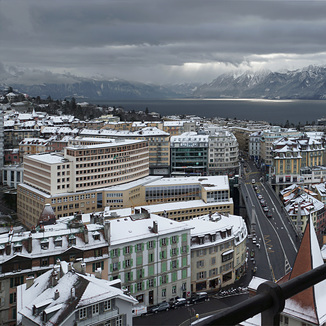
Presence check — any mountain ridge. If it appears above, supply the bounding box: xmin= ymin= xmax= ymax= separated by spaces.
xmin=2 ymin=63 xmax=326 ymax=100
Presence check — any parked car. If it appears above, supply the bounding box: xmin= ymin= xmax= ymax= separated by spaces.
xmin=266 ymin=211 xmax=272 ymax=218
xmin=149 ymin=302 xmax=171 ymax=313
xmin=132 ymin=305 xmax=147 ymax=317
xmin=252 ymin=179 xmax=256 ymax=184
xmin=187 ymin=292 xmax=208 ymax=304
xmin=171 ymin=298 xmax=187 ymax=309
xmin=257 ymin=194 xmax=263 ymax=200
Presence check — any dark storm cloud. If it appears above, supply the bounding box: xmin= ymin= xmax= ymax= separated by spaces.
xmin=1 ymin=0 xmax=326 ymax=83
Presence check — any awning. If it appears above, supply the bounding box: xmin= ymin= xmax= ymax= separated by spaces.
xmin=222 ymin=249 xmax=234 ymax=256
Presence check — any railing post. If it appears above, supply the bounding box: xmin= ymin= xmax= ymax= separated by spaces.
xmin=257 ymin=281 xmax=285 ymax=326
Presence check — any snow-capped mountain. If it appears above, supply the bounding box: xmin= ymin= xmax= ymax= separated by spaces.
xmin=193 ymin=66 xmax=326 ymax=99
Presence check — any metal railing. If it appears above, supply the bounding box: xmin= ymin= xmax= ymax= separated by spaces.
xmin=194 ymin=263 xmax=326 ymax=325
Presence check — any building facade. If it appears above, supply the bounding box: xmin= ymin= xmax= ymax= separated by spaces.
xmin=17 ymin=139 xmax=149 ymax=228
xmin=188 ymin=213 xmax=247 ymax=293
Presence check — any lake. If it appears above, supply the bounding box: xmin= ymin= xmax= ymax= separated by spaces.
xmin=91 ymin=98 xmax=326 ymax=125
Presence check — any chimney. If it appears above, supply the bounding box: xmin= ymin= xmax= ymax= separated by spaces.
xmin=26 ymin=276 xmax=34 ymax=289
xmin=84 ymin=225 xmax=89 ymax=244
xmin=51 ymin=271 xmax=58 ymax=287
xmin=73 ymin=259 xmax=86 ymax=274
xmin=5 ymin=242 xmax=11 ymax=255
xmin=95 ymin=267 xmax=102 ymax=279
xmin=71 ymin=287 xmax=76 ymax=300
xmin=104 ymin=221 xmax=111 ymax=245
xmin=27 ymin=233 xmax=32 ymax=253
xmin=153 ymin=221 xmax=158 ymax=233
xmin=54 ymin=289 xmax=60 ymax=300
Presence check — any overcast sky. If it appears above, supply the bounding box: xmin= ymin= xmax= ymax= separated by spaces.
xmin=1 ymin=0 xmax=326 ymax=84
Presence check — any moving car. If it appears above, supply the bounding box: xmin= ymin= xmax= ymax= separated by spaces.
xmin=266 ymin=211 xmax=272 ymax=218
xmin=257 ymin=194 xmax=263 ymax=200
xmin=171 ymin=298 xmax=187 ymax=309
xmin=187 ymin=292 xmax=208 ymax=304
xmin=252 ymin=179 xmax=256 ymax=184
xmin=263 ymin=206 xmax=269 ymax=212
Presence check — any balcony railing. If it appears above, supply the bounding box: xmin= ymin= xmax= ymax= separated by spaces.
xmin=194 ymin=263 xmax=326 ymax=325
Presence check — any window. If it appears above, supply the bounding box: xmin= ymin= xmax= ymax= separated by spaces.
xmin=172 ymin=285 xmax=177 ymax=294
xmin=161 ymin=250 xmax=166 ymax=259
xmin=104 ymin=300 xmax=111 ymax=311
xmin=112 ymin=262 xmax=119 ymax=271
xmin=197 ymin=271 xmax=206 ymax=279
xmin=162 ymin=288 xmax=166 ymax=297
xmin=172 ymin=235 xmax=177 ymax=243
xmin=124 ymin=246 xmax=131 ymax=254
xmin=161 ymin=238 xmax=167 ymax=246
xmin=148 ymin=253 xmax=154 ymax=263
xmin=136 ymin=243 xmax=142 ymax=252
xmin=112 ymin=249 xmax=118 ymax=257
xmin=92 ymin=303 xmax=99 ymax=315
xmin=10 ymin=292 xmax=16 ymax=304
xmin=94 ymin=249 xmax=102 ymax=257
xmin=162 ymin=275 xmax=168 ymax=284
xmin=116 ymin=315 xmax=123 ymax=326
xmin=171 ymin=248 xmax=177 ymax=256
xmin=137 ymin=282 xmax=143 ymax=291
xmin=172 ymin=260 xmax=177 ymax=269
xmin=79 ymin=308 xmax=87 ymax=320
xmin=148 ymin=278 xmax=154 ymax=287
xmin=41 ymin=258 xmax=49 ymax=266
xmin=197 ymin=260 xmax=204 ymax=268
xmin=126 ymin=272 xmax=132 ymax=282
xmin=125 ymin=259 xmax=132 ymax=268
xmin=148 ymin=240 xmax=154 ymax=249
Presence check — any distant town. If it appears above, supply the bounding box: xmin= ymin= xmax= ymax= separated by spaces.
xmin=1 ymin=87 xmax=326 ymax=326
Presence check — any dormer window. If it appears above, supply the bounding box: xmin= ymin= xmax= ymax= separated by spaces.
xmin=14 ymin=242 xmax=22 ymax=253
xmin=54 ymin=237 xmax=62 ymax=247
xmin=92 ymin=231 xmax=100 ymax=241
xmin=68 ymin=234 xmax=76 ymax=246
xmin=41 ymin=238 xmax=49 ymax=250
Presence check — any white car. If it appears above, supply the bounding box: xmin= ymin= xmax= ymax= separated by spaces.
xmin=252 ymin=179 xmax=256 ymax=184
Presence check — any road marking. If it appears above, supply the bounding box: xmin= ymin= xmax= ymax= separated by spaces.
xmin=264 ymin=235 xmax=274 ymax=253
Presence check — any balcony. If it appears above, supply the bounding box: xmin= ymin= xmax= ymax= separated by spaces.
xmin=194 ymin=263 xmax=326 ymax=325
xmin=76 ymin=308 xmax=119 ymax=326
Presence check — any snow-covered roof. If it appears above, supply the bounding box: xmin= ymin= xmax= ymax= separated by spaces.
xmin=26 ymin=153 xmax=66 ymax=164
xmin=17 ymin=262 xmax=137 ymax=325
xmin=108 ymin=213 xmax=193 ymax=246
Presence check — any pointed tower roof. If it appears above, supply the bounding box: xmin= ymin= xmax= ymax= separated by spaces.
xmin=281 ymin=217 xmax=326 ymax=324
xmin=38 ymin=203 xmax=56 ymax=226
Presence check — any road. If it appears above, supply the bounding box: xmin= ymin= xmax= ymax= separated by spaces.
xmin=134 ymin=294 xmax=249 ymax=326
xmin=240 ymin=160 xmax=300 ymax=281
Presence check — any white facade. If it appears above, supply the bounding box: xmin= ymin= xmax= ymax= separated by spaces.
xmin=207 ymin=127 xmax=239 ymax=176
xmin=2 ymin=164 xmax=23 ymax=188
xmin=105 ymin=211 xmax=192 ymax=306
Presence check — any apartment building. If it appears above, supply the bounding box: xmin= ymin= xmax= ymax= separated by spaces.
xmin=188 ymin=213 xmax=247 ymax=292
xmin=0 ymin=214 xmax=109 ymax=326
xmin=260 ymin=126 xmax=302 ymax=167
xmin=281 ymin=187 xmax=326 ymax=242
xmin=105 ymin=210 xmax=192 ymax=306
xmin=207 ymin=127 xmax=239 ymax=176
xmin=271 ymin=135 xmax=325 ymax=192
xmin=80 ymin=127 xmax=170 ymax=175
xmin=17 ymin=138 xmax=149 ymax=228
